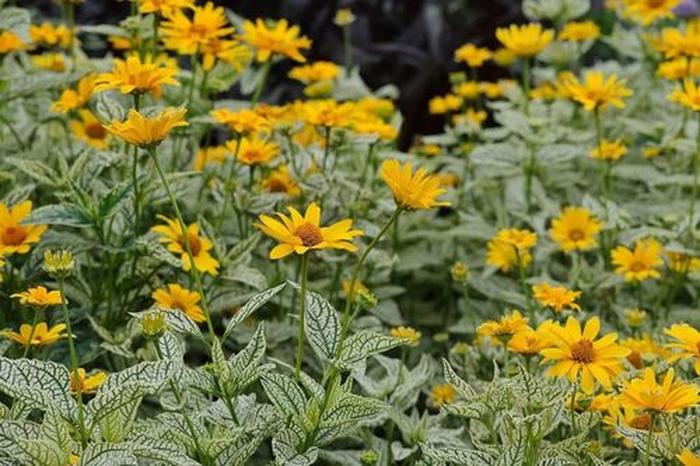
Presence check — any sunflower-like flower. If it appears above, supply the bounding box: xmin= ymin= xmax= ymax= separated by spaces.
xmin=657 ymin=57 xmax=700 ymax=81
xmin=476 ymin=309 xmax=530 ymax=344
xmin=390 ymin=326 xmax=422 ymax=346
xmin=678 ymin=450 xmax=700 ymax=466
xmin=70 ymin=368 xmax=107 ymax=394
xmin=532 ymin=283 xmax=581 ymax=313
xmin=611 ymin=238 xmax=663 ymax=282
xmin=380 ymin=159 xmax=449 ymax=210
xmin=138 ymin=0 xmax=194 ymax=16
xmin=666 ymin=251 xmax=700 ymax=274
xmin=495 ymin=23 xmax=553 ymax=58
xmin=590 ymin=139 xmax=628 ymax=162
xmin=70 ymin=110 xmax=110 ymax=149
xmin=428 ymin=94 xmax=463 ymax=114
xmin=200 ymin=38 xmax=252 ymax=71
xmin=508 ymin=328 xmax=548 ymax=355
xmin=620 ymin=367 xmax=700 ymax=413
xmin=565 ymin=71 xmax=633 ymax=112
xmin=11 ymin=286 xmax=63 ymax=307
xmin=1 ymin=322 xmax=67 ymax=347
xmin=239 ymin=18 xmax=311 ymax=63
xmin=431 ymin=383 xmax=456 ymax=407
xmin=653 ymin=26 xmax=700 ymax=59
xmin=30 ymin=22 xmax=73 ymax=49
xmin=454 ymin=43 xmax=492 ymax=67
xmin=161 ymin=2 xmax=234 ymax=55
xmin=261 ymin=165 xmax=301 ymax=197
xmin=486 ymin=228 xmax=537 ymax=272
xmin=668 ymin=78 xmax=700 ymax=112
xmin=558 ymin=21 xmax=601 ymax=42
xmin=255 ymin=203 xmax=363 ymax=260
xmin=539 ymin=316 xmax=630 ymax=393
xmin=664 ymin=324 xmax=700 ymax=375
xmin=152 ymin=283 xmax=205 ymax=323
xmin=0 ymin=31 xmax=25 ymax=54
xmin=0 ymin=201 xmax=47 ymax=256
xmin=289 ymin=61 xmax=340 ymax=84
xmin=103 ymin=107 xmax=188 ymax=148
xmin=95 ymin=56 xmax=179 ymax=99
xmin=51 ymin=74 xmax=99 ymax=113
xmin=151 ymin=215 xmax=220 ymax=275
xmin=620 ymin=334 xmax=669 ymax=369
xmin=31 ymin=53 xmax=67 ymax=72
xmin=210 ymin=107 xmax=270 ymax=135
xmin=549 ymin=206 xmax=602 ymax=253
xmin=622 ymin=0 xmax=681 ymax=25
xmin=229 ymin=136 xmax=279 ymax=166
xmin=193 ymin=145 xmax=227 ymax=171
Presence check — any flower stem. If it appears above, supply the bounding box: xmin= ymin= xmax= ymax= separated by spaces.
xmin=251 ymin=61 xmax=271 ymax=107
xmin=216 ymin=134 xmax=242 ymax=231
xmin=521 ymin=58 xmax=531 ymax=116
xmin=644 ymin=413 xmax=656 ymax=466
xmin=295 ymin=254 xmax=309 ymax=381
xmin=687 ymin=112 xmax=700 ymax=247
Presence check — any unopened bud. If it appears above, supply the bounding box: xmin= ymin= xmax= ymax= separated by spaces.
xmin=43 ymin=250 xmax=75 ymax=277
xmin=142 ymin=310 xmax=166 ymax=338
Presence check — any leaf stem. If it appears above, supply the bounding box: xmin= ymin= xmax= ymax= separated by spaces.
xmin=295 ymin=253 xmax=309 ymax=381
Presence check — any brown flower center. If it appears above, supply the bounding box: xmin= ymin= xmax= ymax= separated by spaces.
xmin=627 ymin=350 xmax=643 ymax=369
xmin=630 ymin=261 xmax=646 ymax=272
xmin=570 ymin=339 xmax=594 ymax=364
xmin=568 ymin=229 xmax=585 ymax=241
xmin=629 ymin=413 xmax=652 ymax=431
xmin=295 ymin=223 xmax=323 ymax=247
xmin=170 ymin=299 xmax=185 ymax=311
xmin=179 ymin=233 xmax=202 ymax=256
xmin=85 ymin=123 xmax=106 ymax=139
xmin=265 ymin=179 xmax=288 ymax=193
xmin=1 ymin=225 xmax=27 ymax=246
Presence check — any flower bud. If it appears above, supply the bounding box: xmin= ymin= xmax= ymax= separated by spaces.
xmin=334 ymin=8 xmax=356 ymax=27
xmin=360 ymin=451 xmax=378 ymax=466
xmin=43 ymin=250 xmax=75 ymax=277
xmin=142 ymin=311 xmax=166 ymax=338
xmin=451 ymin=261 xmax=469 ymax=284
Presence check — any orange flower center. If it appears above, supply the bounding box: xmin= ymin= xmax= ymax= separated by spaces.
xmin=265 ymin=178 xmax=288 ymax=193
xmin=170 ymin=299 xmax=185 ymax=311
xmin=570 ymin=339 xmax=594 ymax=364
xmin=2 ymin=225 xmax=27 ymax=246
xmin=627 ymin=350 xmax=643 ymax=369
xmin=85 ymin=123 xmax=106 ymax=139
xmin=179 ymin=233 xmax=202 ymax=256
xmin=630 ymin=261 xmax=646 ymax=272
xmin=568 ymin=229 xmax=585 ymax=241
xmin=629 ymin=413 xmax=652 ymax=431
xmin=295 ymin=223 xmax=323 ymax=247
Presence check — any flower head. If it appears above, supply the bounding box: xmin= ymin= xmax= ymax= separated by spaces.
xmin=390 ymin=326 xmax=422 ymax=346
xmin=193 ymin=145 xmax=227 ymax=171
xmin=558 ymin=21 xmax=601 ymax=42
xmin=430 ymin=383 xmax=456 ymax=407
xmin=0 ymin=201 xmax=47 ymax=256
xmin=31 ymin=53 xmax=67 ymax=72
xmin=11 ymin=286 xmax=63 ymax=307
xmin=549 ymin=206 xmax=602 ymax=253
xmin=380 ymin=159 xmax=449 ymax=210
xmin=620 ymin=368 xmax=699 ymax=413
xmin=668 ymin=78 xmax=700 ymax=112
xmin=666 ymin=251 xmax=700 ymax=273
xmin=532 ymin=283 xmax=581 ymax=313
xmin=104 ymin=107 xmax=188 ymax=148
xmin=95 ymin=56 xmax=179 ymax=99
xmin=623 ymin=0 xmax=681 ymax=25
xmin=486 ymin=228 xmax=537 ymax=273
xmin=564 ymin=71 xmax=632 ymax=112
xmin=611 ymin=238 xmax=663 ymax=282
xmin=239 ymin=18 xmax=311 ymax=63
xmin=70 ymin=110 xmax=110 ymax=149
xmin=30 ymin=22 xmax=73 ymax=48
xmin=211 ymin=108 xmax=269 ymax=135
xmin=664 ymin=324 xmax=700 ymax=375
xmin=429 ymin=94 xmax=462 ymax=114
xmin=289 ymin=61 xmax=340 ymax=83
xmin=161 ymin=2 xmax=234 ymax=55
xmin=230 ymin=136 xmax=279 ymax=166
xmin=256 ymin=203 xmax=363 ymax=260
xmin=590 ymin=139 xmax=628 ymax=162
xmin=495 ymin=23 xmax=553 ymax=58
xmin=477 ymin=310 xmax=530 ymax=343
xmin=624 ymin=308 xmax=647 ymax=327
xmin=152 ymin=284 xmax=205 ymax=323
xmin=52 ymin=74 xmax=98 ymax=113
xmin=508 ymin=328 xmax=548 ymax=355
xmin=151 ymin=215 xmax=219 ymax=275
xmin=2 ymin=322 xmax=67 ymax=347
xmin=138 ymin=0 xmax=194 ymax=16
xmin=678 ymin=450 xmax=700 ymax=466
xmin=334 ymin=9 xmax=356 ymax=27
xmin=0 ymin=31 xmax=25 ymax=54
xmin=261 ymin=165 xmax=301 ymax=197
xmin=454 ymin=43 xmax=492 ymax=67
xmin=70 ymin=369 xmax=107 ymax=394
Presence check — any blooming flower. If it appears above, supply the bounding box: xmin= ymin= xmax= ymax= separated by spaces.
xmin=558 ymin=21 xmax=601 ymax=42
xmin=51 ymin=74 xmax=98 ymax=113
xmin=380 ymin=160 xmax=449 ymax=210
xmin=103 ymin=107 xmax=188 ymax=148
xmin=390 ymin=326 xmax=422 ymax=346
xmin=454 ymin=43 xmax=492 ymax=67
xmin=620 ymin=367 xmax=700 ymax=413
xmin=70 ymin=110 xmax=110 ymax=149
xmin=532 ymin=283 xmax=581 ymax=313
xmin=564 ymin=71 xmax=632 ymax=112
xmin=664 ymin=324 xmax=700 ymax=375
xmin=229 ymin=136 xmax=279 ymax=166
xmin=11 ymin=286 xmax=63 ymax=307
xmin=261 ymin=165 xmax=301 ymax=197
xmin=289 ymin=61 xmax=340 ymax=83
xmin=70 ymin=369 xmax=107 ymax=394
xmin=668 ymin=78 xmax=700 ymax=111
xmin=486 ymin=228 xmax=537 ymax=272
xmin=549 ymin=206 xmax=602 ymax=253
xmin=678 ymin=450 xmax=700 ymax=466
xmin=0 ymin=201 xmax=47 ymax=256
xmin=477 ymin=310 xmax=530 ymax=343
xmin=151 ymin=215 xmax=220 ymax=275
xmin=429 ymin=94 xmax=462 ymax=114
xmin=95 ymin=56 xmax=179 ymax=99
xmin=666 ymin=251 xmax=700 ymax=273
xmin=31 ymin=53 xmax=67 ymax=72
xmin=193 ymin=146 xmax=227 ymax=171
xmin=152 ymin=284 xmax=205 ymax=323
xmin=138 ymin=0 xmax=194 ymax=16
xmin=239 ymin=18 xmax=311 ymax=63
xmin=0 ymin=31 xmax=25 ymax=54
xmin=611 ymin=238 xmax=663 ymax=282
xmin=30 ymin=22 xmax=73 ymax=48
xmin=430 ymin=383 xmax=456 ymax=407
xmin=161 ymin=2 xmax=234 ymax=55
xmin=1 ymin=322 xmax=67 ymax=347
xmin=495 ymin=23 xmax=553 ymax=58
xmin=623 ymin=0 xmax=681 ymax=25
xmin=508 ymin=328 xmax=548 ymax=355
xmin=590 ymin=139 xmax=628 ymax=162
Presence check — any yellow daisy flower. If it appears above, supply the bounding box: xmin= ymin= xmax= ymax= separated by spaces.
xmin=152 ymin=283 xmax=205 ymax=323
xmin=495 ymin=23 xmax=554 ymax=58
xmin=193 ymin=145 xmax=227 ymax=171
xmin=138 ymin=0 xmax=194 ymax=16
xmin=664 ymin=323 xmax=700 ymax=375
xmin=532 ymin=283 xmax=581 ymax=313
xmin=210 ymin=107 xmax=270 ymax=135
xmin=151 ymin=215 xmax=220 ymax=275
xmin=666 ymin=251 xmax=700 ymax=274
xmin=380 ymin=159 xmax=449 ymax=210
xmin=103 ymin=107 xmax=188 ymax=148
xmin=70 ymin=369 xmax=107 ymax=394
xmin=549 ymin=206 xmax=602 ymax=253
xmin=95 ymin=55 xmax=179 ymax=99
xmin=430 ymin=383 xmax=456 ymax=407
xmin=620 ymin=367 xmax=700 ymax=413
xmin=30 ymin=22 xmax=73 ymax=48
xmin=454 ymin=43 xmax=492 ymax=67
xmin=558 ymin=21 xmax=601 ymax=42
xmin=0 ymin=31 xmax=25 ymax=54
xmin=507 ymin=328 xmax=548 ymax=355
xmin=261 ymin=165 xmax=301 ymax=197
xmin=70 ymin=110 xmax=110 ymax=149
xmin=11 ymin=286 xmax=63 ymax=307
xmin=428 ymin=94 xmax=463 ymax=114
xmin=229 ymin=136 xmax=279 ymax=166
xmin=486 ymin=228 xmax=537 ymax=273
xmin=289 ymin=61 xmax=340 ymax=83
xmin=0 ymin=201 xmax=47 ymax=256
xmin=611 ymin=238 xmax=663 ymax=282
xmin=51 ymin=74 xmax=99 ymax=113
xmin=161 ymin=2 xmax=235 ymax=55
xmin=239 ymin=18 xmax=312 ymax=63
xmin=590 ymin=139 xmax=628 ymax=161
xmin=390 ymin=326 xmax=422 ymax=346
xmin=564 ymin=71 xmax=632 ymax=112
xmin=1 ymin=322 xmax=67 ymax=347
xmin=678 ymin=450 xmax=700 ymax=466
xmin=668 ymin=78 xmax=700 ymax=111
xmin=476 ymin=309 xmax=530 ymax=344
xmin=623 ymin=0 xmax=681 ymax=25
xmin=31 ymin=53 xmax=67 ymax=72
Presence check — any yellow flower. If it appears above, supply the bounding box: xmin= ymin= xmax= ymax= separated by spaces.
xmin=11 ymin=286 xmax=63 ymax=307
xmin=211 ymin=107 xmax=269 ymax=135
xmin=30 ymin=23 xmax=73 ymax=48
xmin=239 ymin=18 xmax=311 ymax=63
xmin=255 ymin=203 xmax=363 ymax=260
xmin=666 ymin=251 xmax=700 ymax=273
xmin=51 ymin=74 xmax=99 ymax=113
xmin=229 ymin=136 xmax=279 ymax=166
xmin=70 ymin=369 xmax=107 ymax=394
xmin=161 ymin=2 xmax=235 ymax=55
xmin=108 ymin=35 xmax=137 ymax=51
xmin=352 ymin=119 xmax=398 ymax=141
xmin=532 ymin=283 xmax=581 ymax=313
xmin=428 ymin=94 xmax=462 ymax=114
xmin=193 ymin=145 xmax=227 ymax=171
xmin=289 ymin=61 xmax=340 ymax=83
xmin=454 ymin=43 xmax=492 ymax=67
xmin=486 ymin=228 xmax=537 ymax=273
xmin=657 ymin=57 xmax=700 ymax=81
xmin=298 ymin=99 xmax=355 ymax=128
xmin=138 ymin=0 xmax=194 ymax=16
xmin=342 ymin=279 xmax=369 ymax=300
xmin=492 ymin=48 xmax=516 ymax=66
xmin=151 ymin=215 xmax=220 ymax=275
xmin=621 ymin=334 xmax=669 ymax=369
xmin=642 ymin=145 xmax=663 ymax=158
xmin=152 ymin=283 xmax=205 ymax=323
xmin=668 ymin=78 xmax=700 ymax=111
xmin=558 ymin=21 xmax=601 ymax=42
xmin=508 ymin=328 xmax=548 ymax=355
xmin=539 ymin=316 xmax=630 ymax=393
xmin=261 ymin=165 xmax=301 ymax=197
xmin=479 ymin=81 xmax=504 ymax=99
xmin=565 ymin=71 xmax=632 ymax=112
xmin=653 ymin=26 xmax=700 ymax=59
xmin=620 ymin=367 xmax=700 ymax=413
xmin=624 ymin=308 xmax=647 ymax=327
xmin=95 ymin=56 xmax=179 ymax=99
xmin=590 ymin=139 xmax=628 ymax=161
xmin=334 ymin=8 xmax=356 ymax=27
xmin=611 ymin=238 xmax=663 ymax=282
xmin=380 ymin=159 xmax=449 ymax=210
xmin=549 ymin=206 xmax=602 ymax=253
xmin=453 ymin=81 xmax=480 ymax=100
xmin=104 ymin=107 xmax=188 ymax=148
xmin=31 ymin=53 xmax=67 ymax=72
xmin=0 ymin=201 xmax=47 ymax=256
xmin=1 ymin=322 xmax=67 ymax=347
xmin=476 ymin=310 xmax=530 ymax=343
xmin=664 ymin=323 xmax=700 ymax=375
xmin=679 ymin=450 xmax=700 ymax=466
xmin=390 ymin=326 xmax=422 ymax=346
xmin=70 ymin=110 xmax=110 ymax=149
xmin=495 ymin=23 xmax=553 ymax=58
xmin=430 ymin=383 xmax=456 ymax=407
xmin=200 ymin=38 xmax=251 ymax=72
xmin=0 ymin=31 xmax=25 ymax=54
xmin=623 ymin=0 xmax=681 ymax=25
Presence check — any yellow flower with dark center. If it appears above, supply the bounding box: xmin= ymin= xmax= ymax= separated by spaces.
xmin=549 ymin=206 xmax=602 ymax=253
xmin=380 ymin=159 xmax=449 ymax=210
xmin=256 ymin=203 xmax=362 ymax=260
xmin=289 ymin=61 xmax=340 ymax=83
xmin=565 ymin=71 xmax=632 ymax=112
xmin=138 ymin=0 xmax=194 ymax=16
xmin=103 ymin=107 xmax=188 ymax=148
xmin=161 ymin=2 xmax=235 ymax=55
xmin=666 ymin=251 xmax=700 ymax=273
xmin=430 ymin=383 xmax=456 ymax=407
xmin=508 ymin=328 xmax=548 ymax=355
xmin=51 ymin=74 xmax=99 ymax=113
xmin=653 ymin=26 xmax=700 ymax=59
xmin=261 ymin=165 xmax=301 ymax=197
xmin=70 ymin=369 xmax=107 ymax=394
xmin=679 ymin=450 xmax=700 ymax=466
xmin=611 ymin=238 xmax=663 ymax=282
xmin=495 ymin=23 xmax=553 ymax=58
xmin=299 ymin=99 xmax=356 ymax=128
xmin=429 ymin=94 xmax=462 ymax=114
xmin=31 ymin=53 xmax=67 ymax=72
xmin=477 ymin=310 xmax=530 ymax=344
xmin=621 ymin=334 xmax=669 ymax=369
xmin=1 ymin=322 xmax=67 ymax=347
xmin=620 ymin=367 xmax=700 ymax=413
xmin=11 ymin=286 xmax=63 ymax=307
xmin=30 ymin=23 xmax=73 ymax=48
xmin=532 ymin=283 xmax=581 ymax=313
xmin=70 ymin=110 xmax=110 ymax=149
xmin=590 ymin=139 xmax=628 ymax=161
xmin=151 ymin=215 xmax=220 ymax=275
xmin=95 ymin=56 xmax=179 ymax=99
xmin=539 ymin=316 xmax=630 ymax=393
xmin=152 ymin=283 xmax=205 ymax=323
xmin=624 ymin=308 xmax=647 ymax=327
xmin=623 ymin=0 xmax=681 ymax=25
xmin=211 ymin=108 xmax=269 ymax=135
xmin=664 ymin=323 xmax=700 ymax=375
xmin=454 ymin=43 xmax=492 ymax=67
xmin=193 ymin=145 xmax=227 ymax=171
xmin=239 ymin=18 xmax=311 ymax=63
xmin=0 ymin=201 xmax=47 ymax=256
xmin=486 ymin=228 xmax=537 ymax=272
xmin=668 ymin=78 xmax=700 ymax=111
xmin=558 ymin=21 xmax=601 ymax=42
xmin=0 ymin=31 xmax=25 ymax=54
xmin=200 ymin=38 xmax=251 ymax=71
xmin=390 ymin=326 xmax=422 ymax=346
xmin=657 ymin=57 xmax=700 ymax=81
xmin=228 ymin=136 xmax=279 ymax=166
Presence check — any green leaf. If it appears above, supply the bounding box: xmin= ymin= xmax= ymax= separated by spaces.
xmin=79 ymin=444 xmax=136 ymax=466
xmin=98 ymin=181 xmax=132 ymax=219
xmin=303 ymin=291 xmax=341 ymax=362
xmin=3 ymin=156 xmax=59 ymax=186
xmin=316 ymin=390 xmax=383 ymax=445
xmin=335 ymin=331 xmax=402 ymax=370
xmin=223 ymin=282 xmax=286 ymax=338
xmin=101 ymin=360 xmax=176 ymax=392
xmin=0 ymin=357 xmax=75 ymax=416
xmin=0 ymin=7 xmax=30 ymax=41
xmin=88 ymin=383 xmax=155 ymax=443
xmin=227 ymin=323 xmax=270 ymax=394
xmin=421 ymin=443 xmax=494 ymax=465
xmin=441 ymin=359 xmax=477 ymax=398
xmin=23 ymin=203 xmax=93 ymax=228
xmin=261 ymin=373 xmax=307 ymax=418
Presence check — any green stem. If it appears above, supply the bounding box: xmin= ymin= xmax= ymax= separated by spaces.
xmin=522 ymin=58 xmax=531 ymax=116
xmin=295 ymin=254 xmax=309 ymax=381
xmin=322 ymin=126 xmax=332 ymax=171
xmin=516 ymin=250 xmax=533 ymax=318
xmin=687 ymin=112 xmax=700 ymax=247
xmin=644 ymin=413 xmax=656 ymax=466
xmin=251 ymin=61 xmax=271 ymax=106
xmin=22 ymin=309 xmax=39 ymax=358
xmin=216 ymin=134 xmax=242 ymax=230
